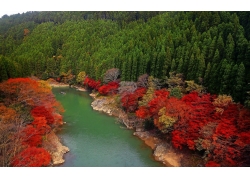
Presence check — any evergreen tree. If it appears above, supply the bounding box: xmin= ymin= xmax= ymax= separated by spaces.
xmin=233 ymin=62 xmax=245 ymax=102
xmin=225 ymin=33 xmax=235 ymax=62
xmin=220 ymin=62 xmax=232 ymax=94
xmin=0 ymin=56 xmax=8 ymax=81
xmin=204 ymin=62 xmax=211 ymax=87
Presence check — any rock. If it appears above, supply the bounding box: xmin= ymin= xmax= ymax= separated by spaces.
xmin=153 ymin=143 xmax=183 ymax=167
xmin=134 ymin=131 xmax=183 ymax=167
xmin=42 ymin=131 xmax=70 ymax=166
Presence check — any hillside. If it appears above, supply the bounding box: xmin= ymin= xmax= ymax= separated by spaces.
xmin=0 ymin=11 xmax=249 ymax=104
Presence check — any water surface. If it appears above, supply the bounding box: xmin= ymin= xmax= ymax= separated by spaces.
xmin=53 ymin=87 xmax=163 ymax=167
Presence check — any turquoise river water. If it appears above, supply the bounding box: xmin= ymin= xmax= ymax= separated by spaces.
xmin=52 ymin=87 xmax=163 ymax=167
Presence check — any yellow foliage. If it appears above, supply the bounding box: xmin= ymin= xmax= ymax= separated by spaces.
xmin=158 ymin=107 xmax=166 ymax=116
xmin=157 ymin=114 xmax=177 ymax=133
xmin=212 ymin=95 xmax=233 ymax=108
xmin=38 ymin=80 xmax=52 ymax=93
xmin=76 ymin=71 xmax=86 ymax=83
xmin=185 ymin=80 xmax=204 ymax=93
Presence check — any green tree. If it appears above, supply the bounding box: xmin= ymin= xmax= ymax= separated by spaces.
xmin=225 ymin=33 xmax=235 ymax=61
xmin=0 ymin=56 xmax=8 ymax=81
xmin=233 ymin=62 xmax=245 ymax=102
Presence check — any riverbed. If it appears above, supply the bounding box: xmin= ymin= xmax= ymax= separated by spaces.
xmin=52 ymin=87 xmax=164 ymax=167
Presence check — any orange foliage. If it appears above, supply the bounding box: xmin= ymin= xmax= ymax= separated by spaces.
xmin=0 ymin=78 xmax=65 ymax=167
xmin=0 ymin=104 xmax=17 ymax=123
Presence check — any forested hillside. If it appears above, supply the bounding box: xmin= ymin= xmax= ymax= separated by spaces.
xmin=0 ymin=11 xmax=249 ymax=104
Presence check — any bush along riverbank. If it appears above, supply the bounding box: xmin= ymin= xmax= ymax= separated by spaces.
xmin=90 ymin=92 xmax=185 ymax=167
xmin=0 ymin=77 xmax=69 ymax=166
xmin=82 ymin=69 xmax=250 ymax=167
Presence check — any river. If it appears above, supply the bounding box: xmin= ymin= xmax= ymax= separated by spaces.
xmin=52 ymin=87 xmax=163 ymax=167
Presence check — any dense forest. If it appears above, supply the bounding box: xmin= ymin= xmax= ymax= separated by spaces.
xmin=1 ymin=11 xmax=250 ymax=167
xmin=0 ymin=11 xmax=250 ymax=104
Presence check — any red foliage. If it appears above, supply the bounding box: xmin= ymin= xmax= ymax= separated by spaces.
xmin=56 ymin=77 xmax=61 ymax=82
xmin=133 ymin=86 xmax=250 ymax=166
xmin=121 ymin=87 xmax=147 ymax=112
xmin=171 ymin=130 xmax=187 ymax=149
xmin=0 ymin=78 xmax=65 ymax=167
xmin=31 ymin=106 xmax=55 ymax=125
xmin=22 ymin=125 xmax=42 ymax=147
xmin=205 ymin=161 xmax=221 ymax=167
xmin=238 ymin=108 xmax=250 ymax=131
xmin=84 ymin=77 xmax=101 ymax=90
xmin=147 ymin=89 xmax=170 ymax=118
xmin=187 ymin=139 xmax=196 ymax=150
xmin=172 ymin=92 xmax=216 ymax=148
xmin=121 ymin=93 xmax=138 ymax=112
xmin=32 ymin=117 xmax=51 ymax=135
xmin=215 ymin=119 xmax=237 ymax=139
xmin=135 ymin=87 xmax=147 ymax=97
xmin=98 ymin=81 xmax=119 ymax=95
xmin=136 ymin=106 xmax=150 ymax=119
xmin=239 ymin=132 xmax=250 ymax=144
xmin=11 ymin=147 xmax=51 ymax=167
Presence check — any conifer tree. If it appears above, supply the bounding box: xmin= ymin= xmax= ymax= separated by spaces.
xmin=233 ymin=62 xmax=245 ymax=102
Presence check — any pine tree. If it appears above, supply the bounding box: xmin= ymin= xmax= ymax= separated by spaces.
xmin=225 ymin=33 xmax=235 ymax=62
xmin=176 ymin=58 xmax=183 ymax=74
xmin=204 ymin=62 xmax=211 ymax=87
xmin=196 ymin=54 xmax=205 ymax=82
xmin=233 ymin=62 xmax=246 ymax=102
xmin=0 ymin=56 xmax=8 ymax=81
xmin=216 ymin=34 xmax=224 ymax=59
xmin=220 ymin=62 xmax=232 ymax=94
xmin=213 ymin=49 xmax=220 ymax=64
xmin=162 ymin=46 xmax=171 ymax=78
xmin=187 ymin=54 xmax=195 ymax=80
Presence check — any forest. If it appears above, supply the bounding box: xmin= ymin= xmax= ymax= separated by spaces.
xmin=0 ymin=11 xmax=250 ymax=166
xmin=0 ymin=77 xmax=64 ymax=166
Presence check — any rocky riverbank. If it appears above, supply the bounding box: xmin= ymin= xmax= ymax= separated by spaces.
xmin=43 ymin=79 xmax=71 ymax=166
xmin=133 ymin=131 xmax=183 ymax=167
xmin=90 ymin=92 xmax=186 ymax=167
xmin=43 ymin=131 xmax=70 ymax=165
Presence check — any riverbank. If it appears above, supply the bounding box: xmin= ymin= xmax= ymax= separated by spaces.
xmin=90 ymin=92 xmax=187 ymax=167
xmin=47 ymin=78 xmax=86 ymax=91
xmin=45 ymin=79 xmax=87 ymax=166
xmin=43 ymin=130 xmax=70 ymax=166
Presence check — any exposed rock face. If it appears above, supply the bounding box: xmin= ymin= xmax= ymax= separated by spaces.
xmin=133 ymin=131 xmax=183 ymax=167
xmin=43 ymin=131 xmax=70 ymax=165
xmin=90 ymin=94 xmax=134 ymax=129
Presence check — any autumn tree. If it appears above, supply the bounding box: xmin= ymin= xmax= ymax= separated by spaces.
xmin=11 ymin=147 xmax=51 ymax=167
xmin=118 ymin=81 xmax=137 ymax=96
xmin=136 ymin=74 xmax=149 ymax=88
xmin=103 ymin=68 xmax=121 ymax=83
xmin=76 ymin=71 xmax=86 ymax=85
xmin=98 ymin=81 xmax=119 ymax=96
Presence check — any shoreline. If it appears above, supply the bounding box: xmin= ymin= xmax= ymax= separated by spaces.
xmin=47 ymin=79 xmax=86 ymax=91
xmin=42 ymin=80 xmax=73 ymax=166
xmin=42 ymin=130 xmax=70 ymax=166
xmin=90 ymin=92 xmax=184 ymax=167
xmin=48 ymin=81 xmax=202 ymax=167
